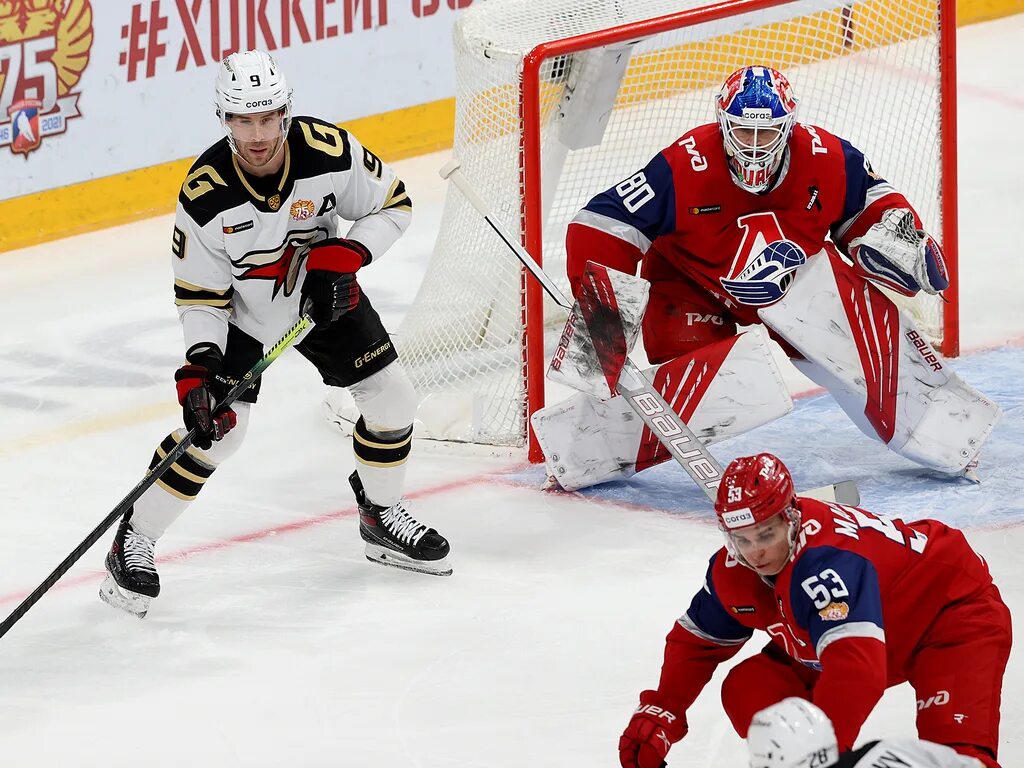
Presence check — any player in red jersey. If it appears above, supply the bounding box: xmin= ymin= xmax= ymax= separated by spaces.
xmin=617 ymin=453 xmax=1011 ymax=768
xmin=531 ymin=66 xmax=999 ymax=492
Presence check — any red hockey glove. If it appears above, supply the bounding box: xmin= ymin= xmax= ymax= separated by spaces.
xmin=300 ymin=238 xmax=370 ymax=325
xmin=174 ymin=344 xmax=236 ymax=451
xmin=619 ymin=691 xmax=687 ymax=768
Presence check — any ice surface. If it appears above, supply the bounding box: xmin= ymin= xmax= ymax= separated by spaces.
xmin=0 ymin=15 xmax=1021 ymax=768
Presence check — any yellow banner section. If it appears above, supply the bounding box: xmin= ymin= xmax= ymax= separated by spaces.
xmin=960 ymin=0 xmax=1024 ymax=22
xmin=0 ymin=98 xmax=454 ymax=254
xmin=1 ymin=0 xmax=1019 ymax=254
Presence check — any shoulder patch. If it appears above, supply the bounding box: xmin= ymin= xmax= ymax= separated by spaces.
xmin=178 ymin=139 xmax=249 ymax=227
xmin=289 ymin=115 xmax=353 ymax=177
xmin=818 ymin=601 xmax=850 ymax=621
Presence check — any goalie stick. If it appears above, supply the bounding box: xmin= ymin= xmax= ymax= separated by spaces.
xmin=0 ymin=314 xmax=314 ymax=640
xmin=439 ymin=159 xmax=859 ymax=508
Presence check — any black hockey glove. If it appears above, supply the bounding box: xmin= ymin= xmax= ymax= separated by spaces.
xmin=300 ymin=238 xmax=371 ymax=325
xmin=174 ymin=343 xmax=237 ymax=451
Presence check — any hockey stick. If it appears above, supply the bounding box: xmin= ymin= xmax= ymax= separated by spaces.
xmin=439 ymin=159 xmax=859 ymax=507
xmin=0 ymin=315 xmax=314 ymax=640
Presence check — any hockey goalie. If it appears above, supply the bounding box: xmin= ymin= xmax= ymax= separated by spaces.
xmin=532 ymin=65 xmax=1001 ymax=491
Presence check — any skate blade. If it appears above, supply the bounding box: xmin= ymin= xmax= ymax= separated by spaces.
xmin=541 ymin=474 xmax=565 ymax=492
xmin=364 ymin=543 xmax=452 ymax=577
xmin=99 ymin=574 xmax=152 ymax=618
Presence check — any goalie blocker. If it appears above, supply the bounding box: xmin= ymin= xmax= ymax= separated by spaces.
xmin=534 ymin=253 xmax=999 ymax=491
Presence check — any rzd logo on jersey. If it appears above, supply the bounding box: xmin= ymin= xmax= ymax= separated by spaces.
xmin=720 ymin=212 xmax=807 ymax=307
xmin=0 ymin=0 xmax=93 ymax=156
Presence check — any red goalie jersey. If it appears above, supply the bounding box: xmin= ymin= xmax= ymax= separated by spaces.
xmin=566 ymin=122 xmax=918 ymax=361
xmin=628 ymin=498 xmax=1011 ymax=768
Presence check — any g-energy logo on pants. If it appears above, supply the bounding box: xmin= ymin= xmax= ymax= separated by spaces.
xmin=355 ymin=341 xmax=392 ymax=369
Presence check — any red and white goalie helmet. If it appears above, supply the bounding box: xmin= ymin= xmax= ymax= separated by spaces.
xmin=747 ymin=698 xmax=839 ymax=768
xmin=716 ymin=65 xmax=798 ymax=193
xmin=215 ymin=50 xmax=292 ymax=156
xmin=714 ymin=453 xmax=800 ymax=565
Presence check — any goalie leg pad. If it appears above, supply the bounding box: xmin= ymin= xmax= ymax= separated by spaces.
xmin=532 ymin=326 xmax=793 ymax=491
xmin=759 ymin=248 xmax=1000 ymax=473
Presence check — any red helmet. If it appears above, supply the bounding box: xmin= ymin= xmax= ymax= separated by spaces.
xmin=714 ymin=453 xmax=796 ymax=531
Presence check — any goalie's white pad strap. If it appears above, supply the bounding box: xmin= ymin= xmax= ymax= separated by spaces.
xmin=547 ymin=263 xmax=650 ymax=399
xmin=532 ymin=326 xmax=792 ymax=491
xmin=759 ymin=248 xmax=1000 ymax=473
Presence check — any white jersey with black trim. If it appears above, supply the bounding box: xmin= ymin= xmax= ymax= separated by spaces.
xmin=835 ymin=738 xmax=983 ymax=767
xmin=170 ymin=115 xmax=412 ymax=353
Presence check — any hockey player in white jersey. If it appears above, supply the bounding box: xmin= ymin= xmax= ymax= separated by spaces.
xmin=747 ymin=699 xmax=984 ymax=768
xmin=100 ymin=50 xmax=450 ymax=617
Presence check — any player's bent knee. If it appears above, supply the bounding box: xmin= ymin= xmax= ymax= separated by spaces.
xmin=721 ymin=651 xmax=812 ymax=737
xmin=194 ymin=401 xmax=251 ymax=465
xmin=348 ymin=361 xmax=418 ymax=433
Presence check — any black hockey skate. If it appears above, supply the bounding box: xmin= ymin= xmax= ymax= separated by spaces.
xmin=349 ymin=471 xmax=452 ymax=576
xmin=99 ymin=512 xmax=160 ymax=617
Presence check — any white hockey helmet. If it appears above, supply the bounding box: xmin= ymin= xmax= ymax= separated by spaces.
xmin=215 ymin=50 xmax=292 ymax=154
xmin=747 ymin=698 xmax=839 ymax=768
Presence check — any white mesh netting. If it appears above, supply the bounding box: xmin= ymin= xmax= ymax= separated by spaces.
xmin=391 ymin=0 xmax=950 ymax=448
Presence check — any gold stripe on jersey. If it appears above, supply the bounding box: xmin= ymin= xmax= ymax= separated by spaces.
xmin=174 ymin=279 xmax=233 ymax=309
xmin=150 ymin=432 xmax=217 ymax=501
xmin=231 ymin=143 xmax=292 ymax=209
xmin=381 ymin=178 xmax=412 ymax=212
xmin=353 ymin=418 xmax=412 ymax=468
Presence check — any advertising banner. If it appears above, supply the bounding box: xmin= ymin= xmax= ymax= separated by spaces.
xmin=0 ymin=0 xmax=473 ymax=201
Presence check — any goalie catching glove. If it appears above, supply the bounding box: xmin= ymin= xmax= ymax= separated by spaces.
xmin=848 ymin=207 xmax=949 ymax=296
xmin=174 ymin=343 xmax=236 ymax=450
xmin=619 ymin=692 xmax=687 ymax=768
xmin=300 ymin=237 xmax=370 ymax=324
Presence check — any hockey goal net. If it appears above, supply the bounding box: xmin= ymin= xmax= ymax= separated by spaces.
xmin=378 ymin=0 xmax=957 ymax=457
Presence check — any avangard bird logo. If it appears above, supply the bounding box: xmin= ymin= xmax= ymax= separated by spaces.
xmin=234 ymin=228 xmax=327 ymax=299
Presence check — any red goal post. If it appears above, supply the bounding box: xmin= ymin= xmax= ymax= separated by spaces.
xmin=385 ymin=0 xmax=958 ymax=462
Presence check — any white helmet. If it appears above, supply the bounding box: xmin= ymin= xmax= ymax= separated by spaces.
xmin=747 ymin=698 xmax=839 ymax=768
xmin=215 ymin=50 xmax=292 ymax=155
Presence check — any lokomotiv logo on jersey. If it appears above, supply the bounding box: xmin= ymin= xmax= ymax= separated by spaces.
xmin=720 ymin=212 xmax=807 ymax=307
xmin=0 ymin=0 xmax=93 ymax=156
xmin=234 ymin=228 xmax=327 ymax=299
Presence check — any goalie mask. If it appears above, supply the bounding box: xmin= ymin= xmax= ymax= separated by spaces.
xmin=215 ymin=50 xmax=292 ymax=163
xmin=747 ymin=698 xmax=839 ymax=768
xmin=714 ymin=453 xmax=800 ymax=574
xmin=716 ymin=66 xmax=798 ymax=194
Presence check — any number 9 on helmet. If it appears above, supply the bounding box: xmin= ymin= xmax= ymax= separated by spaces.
xmin=214 ymin=50 xmax=293 ymax=159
